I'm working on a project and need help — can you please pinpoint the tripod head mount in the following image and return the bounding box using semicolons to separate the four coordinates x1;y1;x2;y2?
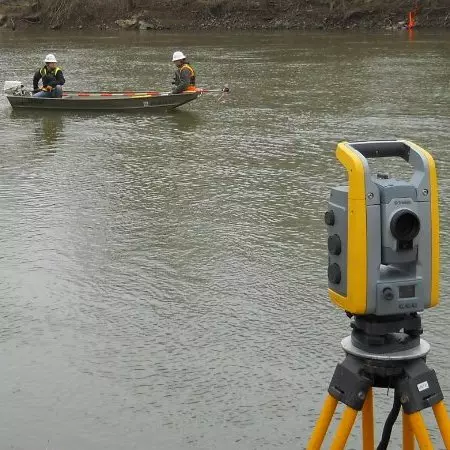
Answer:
348;312;423;354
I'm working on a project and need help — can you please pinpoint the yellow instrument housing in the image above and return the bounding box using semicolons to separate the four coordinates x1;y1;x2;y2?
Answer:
327;140;439;315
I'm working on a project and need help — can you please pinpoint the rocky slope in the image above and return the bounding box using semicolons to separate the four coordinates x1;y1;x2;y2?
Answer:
0;0;449;31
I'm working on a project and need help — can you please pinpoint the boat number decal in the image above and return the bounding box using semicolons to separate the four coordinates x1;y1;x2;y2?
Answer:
143;101;149;107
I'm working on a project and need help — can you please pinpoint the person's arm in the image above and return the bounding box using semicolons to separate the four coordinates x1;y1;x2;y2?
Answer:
32;69;42;90
172;70;180;87
171;67;190;94
55;70;65;86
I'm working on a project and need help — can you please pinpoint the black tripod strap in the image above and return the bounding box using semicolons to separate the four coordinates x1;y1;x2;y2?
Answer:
377;391;401;450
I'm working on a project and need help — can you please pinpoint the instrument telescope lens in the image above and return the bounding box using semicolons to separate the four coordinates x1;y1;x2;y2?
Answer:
390;210;420;241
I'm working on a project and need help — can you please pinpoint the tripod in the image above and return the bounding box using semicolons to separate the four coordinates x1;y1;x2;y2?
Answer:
307;315;450;449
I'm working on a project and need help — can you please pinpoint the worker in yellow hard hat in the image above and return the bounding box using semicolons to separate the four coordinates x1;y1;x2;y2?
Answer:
33;53;65;98
171;51;196;94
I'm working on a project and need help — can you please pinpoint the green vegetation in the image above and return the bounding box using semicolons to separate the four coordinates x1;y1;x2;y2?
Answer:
0;0;449;30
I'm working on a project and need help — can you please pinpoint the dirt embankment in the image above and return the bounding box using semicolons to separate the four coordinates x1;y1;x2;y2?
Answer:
0;0;449;31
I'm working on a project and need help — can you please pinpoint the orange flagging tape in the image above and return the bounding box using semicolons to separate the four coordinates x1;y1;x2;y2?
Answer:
407;10;416;29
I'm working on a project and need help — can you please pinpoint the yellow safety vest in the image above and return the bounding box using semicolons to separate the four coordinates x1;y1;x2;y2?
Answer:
40;66;62;77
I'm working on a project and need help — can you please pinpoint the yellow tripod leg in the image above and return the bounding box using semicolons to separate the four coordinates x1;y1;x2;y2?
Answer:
362;388;374;450
330;406;358;450
403;411;415;450
432;401;450;448
407;412;434;449
307;394;338;449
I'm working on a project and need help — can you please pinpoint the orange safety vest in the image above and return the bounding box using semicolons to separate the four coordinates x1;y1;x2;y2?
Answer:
180;63;196;91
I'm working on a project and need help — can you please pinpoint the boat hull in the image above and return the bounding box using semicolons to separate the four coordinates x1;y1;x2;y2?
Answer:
6;91;199;111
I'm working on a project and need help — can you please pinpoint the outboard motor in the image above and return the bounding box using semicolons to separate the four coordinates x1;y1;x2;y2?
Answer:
3;81;31;96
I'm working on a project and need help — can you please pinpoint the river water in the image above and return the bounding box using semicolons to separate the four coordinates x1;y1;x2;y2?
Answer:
0;29;449;449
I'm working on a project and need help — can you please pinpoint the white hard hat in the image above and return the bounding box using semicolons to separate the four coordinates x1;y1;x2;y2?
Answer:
44;53;57;63
172;51;186;62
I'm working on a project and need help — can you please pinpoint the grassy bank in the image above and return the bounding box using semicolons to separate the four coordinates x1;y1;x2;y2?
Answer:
0;0;449;30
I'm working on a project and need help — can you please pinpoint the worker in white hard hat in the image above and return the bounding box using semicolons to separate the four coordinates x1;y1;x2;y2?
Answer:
171;51;196;94
32;53;65;98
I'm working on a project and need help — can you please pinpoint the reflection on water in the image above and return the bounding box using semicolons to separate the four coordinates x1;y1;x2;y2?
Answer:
0;30;449;450
7;108;203;149
40;115;63;146
10;109;64;147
